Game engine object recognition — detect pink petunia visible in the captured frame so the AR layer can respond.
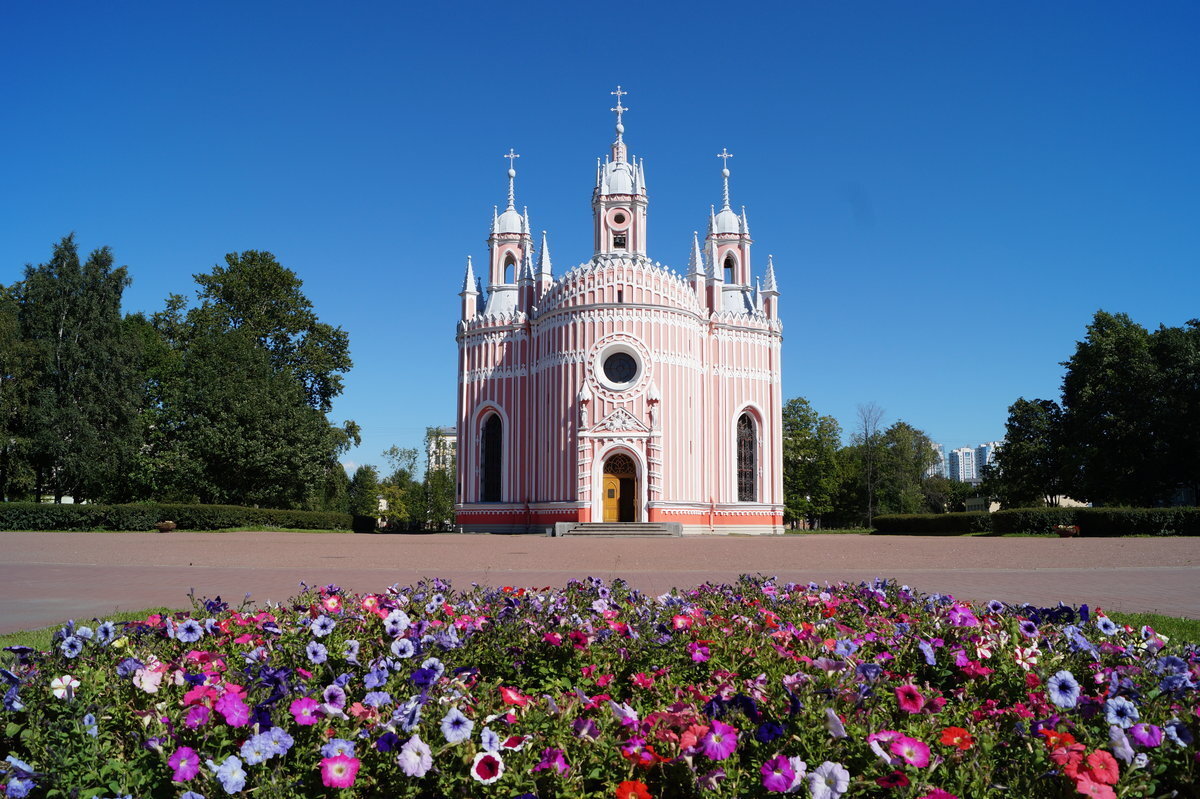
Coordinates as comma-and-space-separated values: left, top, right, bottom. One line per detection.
917, 790, 959, 799
320, 754, 360, 788
290, 696, 321, 726
214, 692, 250, 727
891, 735, 931, 768
702, 719, 739, 761
532, 747, 569, 776
168, 746, 201, 781
895, 684, 926, 714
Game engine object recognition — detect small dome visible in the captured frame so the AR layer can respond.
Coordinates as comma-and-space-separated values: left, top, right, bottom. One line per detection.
713, 207, 742, 235
496, 207, 524, 234
602, 162, 635, 195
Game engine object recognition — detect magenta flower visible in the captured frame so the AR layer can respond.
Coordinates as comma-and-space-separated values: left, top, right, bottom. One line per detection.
214, 692, 250, 727
532, 747, 569, 776
320, 754, 360, 788
947, 604, 979, 627
895, 684, 926, 714
290, 696, 320, 726
761, 754, 796, 792
1130, 723, 1163, 748
702, 719, 739, 761
183, 705, 210, 729
688, 641, 710, 662
168, 745, 201, 781
890, 734, 931, 767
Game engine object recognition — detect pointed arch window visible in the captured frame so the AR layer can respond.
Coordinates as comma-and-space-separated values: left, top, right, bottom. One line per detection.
736, 413, 757, 502
481, 414, 503, 501
503, 254, 516, 284
724, 254, 736, 284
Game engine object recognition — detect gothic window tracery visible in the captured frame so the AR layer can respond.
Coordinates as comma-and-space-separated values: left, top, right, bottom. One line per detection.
737, 413, 757, 502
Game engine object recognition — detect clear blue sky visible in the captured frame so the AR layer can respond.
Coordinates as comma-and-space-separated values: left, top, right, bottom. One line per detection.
3, 2, 1197, 474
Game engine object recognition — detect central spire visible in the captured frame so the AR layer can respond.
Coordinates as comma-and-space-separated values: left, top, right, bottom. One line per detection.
610, 85, 628, 162
503, 148, 520, 210
716, 148, 733, 209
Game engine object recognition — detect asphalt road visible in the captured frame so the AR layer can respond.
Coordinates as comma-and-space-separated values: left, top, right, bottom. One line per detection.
1, 531, 1197, 634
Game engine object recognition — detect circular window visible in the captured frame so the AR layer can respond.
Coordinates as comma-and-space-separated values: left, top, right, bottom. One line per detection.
603, 352, 637, 384
613, 212, 626, 224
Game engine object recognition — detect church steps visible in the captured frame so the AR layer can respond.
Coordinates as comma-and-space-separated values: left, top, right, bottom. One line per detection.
554, 522, 681, 538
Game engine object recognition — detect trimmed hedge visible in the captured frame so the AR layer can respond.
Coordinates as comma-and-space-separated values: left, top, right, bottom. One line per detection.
872, 512, 993, 535
992, 506, 1200, 536
0, 502, 352, 532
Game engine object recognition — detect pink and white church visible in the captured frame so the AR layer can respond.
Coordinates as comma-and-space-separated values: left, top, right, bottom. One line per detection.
455, 89, 784, 535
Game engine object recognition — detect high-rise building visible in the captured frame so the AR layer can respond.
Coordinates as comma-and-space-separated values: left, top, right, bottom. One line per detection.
975, 441, 1002, 477
947, 447, 977, 483
926, 442, 947, 479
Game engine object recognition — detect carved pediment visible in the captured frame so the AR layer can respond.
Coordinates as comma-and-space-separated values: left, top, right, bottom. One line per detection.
594, 407, 649, 433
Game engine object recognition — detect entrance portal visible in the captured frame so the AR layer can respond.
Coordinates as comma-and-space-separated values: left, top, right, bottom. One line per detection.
602, 453, 637, 523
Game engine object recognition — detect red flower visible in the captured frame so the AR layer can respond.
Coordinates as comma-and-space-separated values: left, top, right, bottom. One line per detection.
939, 726, 974, 750
1074, 777, 1117, 799
876, 770, 910, 788
616, 780, 652, 799
1078, 750, 1120, 786
499, 686, 530, 707
895, 683, 926, 713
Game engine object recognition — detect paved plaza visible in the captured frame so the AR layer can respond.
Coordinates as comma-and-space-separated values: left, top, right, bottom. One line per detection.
1, 531, 1198, 634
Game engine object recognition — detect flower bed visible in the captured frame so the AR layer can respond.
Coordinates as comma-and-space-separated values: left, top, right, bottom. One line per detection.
2, 577, 1197, 798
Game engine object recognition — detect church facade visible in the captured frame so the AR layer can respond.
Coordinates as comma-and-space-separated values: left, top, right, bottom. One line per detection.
455, 90, 784, 535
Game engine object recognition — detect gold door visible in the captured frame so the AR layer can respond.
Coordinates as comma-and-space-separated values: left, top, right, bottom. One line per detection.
603, 476, 620, 523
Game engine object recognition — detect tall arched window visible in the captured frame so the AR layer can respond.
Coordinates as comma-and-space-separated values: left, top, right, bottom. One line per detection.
481, 414, 502, 501
503, 254, 516, 284
724, 253, 736, 284
737, 413, 757, 502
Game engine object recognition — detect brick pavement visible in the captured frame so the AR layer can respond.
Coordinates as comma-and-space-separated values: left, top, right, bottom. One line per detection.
1, 531, 1197, 634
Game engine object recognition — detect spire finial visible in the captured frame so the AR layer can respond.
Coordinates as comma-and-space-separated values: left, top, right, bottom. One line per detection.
503, 148, 520, 209
610, 85, 628, 141
716, 148, 733, 209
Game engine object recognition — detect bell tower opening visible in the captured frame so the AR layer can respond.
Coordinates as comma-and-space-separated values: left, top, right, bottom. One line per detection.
602, 453, 637, 523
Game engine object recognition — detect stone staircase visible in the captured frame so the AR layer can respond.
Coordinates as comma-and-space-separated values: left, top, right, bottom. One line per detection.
554, 522, 682, 537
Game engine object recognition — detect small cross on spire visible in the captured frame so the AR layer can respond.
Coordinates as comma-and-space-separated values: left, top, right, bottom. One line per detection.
716, 148, 734, 208
502, 148, 520, 209
610, 85, 629, 145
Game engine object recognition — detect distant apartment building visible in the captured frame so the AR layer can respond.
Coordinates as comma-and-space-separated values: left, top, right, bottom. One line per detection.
975, 441, 1001, 477
947, 447, 977, 483
427, 426, 457, 474
925, 442, 947, 479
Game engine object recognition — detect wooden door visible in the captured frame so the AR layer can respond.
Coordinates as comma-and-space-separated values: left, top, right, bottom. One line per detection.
603, 476, 620, 523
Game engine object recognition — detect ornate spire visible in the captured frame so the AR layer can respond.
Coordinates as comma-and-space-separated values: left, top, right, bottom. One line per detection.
492, 205, 499, 234
522, 206, 530, 237
609, 85, 629, 162
741, 205, 750, 237
754, 278, 763, 311
716, 148, 733, 210
763, 254, 778, 293
503, 148, 520, 210
688, 231, 704, 275
538, 230, 552, 276
462, 255, 477, 293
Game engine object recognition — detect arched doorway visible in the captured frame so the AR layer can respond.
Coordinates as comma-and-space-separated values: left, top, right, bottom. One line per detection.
481, 414, 502, 502
602, 453, 637, 523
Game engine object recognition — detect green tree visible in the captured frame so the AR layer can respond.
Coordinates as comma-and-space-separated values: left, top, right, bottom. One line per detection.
15, 236, 141, 502
780, 397, 842, 527
876, 421, 939, 515
380, 446, 420, 529
1149, 319, 1200, 504
989, 398, 1066, 507
0, 282, 34, 500
853, 403, 885, 526
190, 251, 351, 413
422, 427, 457, 530
347, 464, 381, 517
921, 475, 976, 513
1060, 311, 1160, 505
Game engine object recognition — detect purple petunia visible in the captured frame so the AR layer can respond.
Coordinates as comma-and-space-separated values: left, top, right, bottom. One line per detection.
306, 641, 328, 664
1130, 723, 1163, 748
761, 754, 795, 793
441, 707, 473, 744
1047, 670, 1081, 709
702, 719, 739, 761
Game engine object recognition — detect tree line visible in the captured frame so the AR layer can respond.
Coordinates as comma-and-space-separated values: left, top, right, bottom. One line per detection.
986, 310, 1199, 508
0, 235, 360, 510
781, 398, 973, 528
